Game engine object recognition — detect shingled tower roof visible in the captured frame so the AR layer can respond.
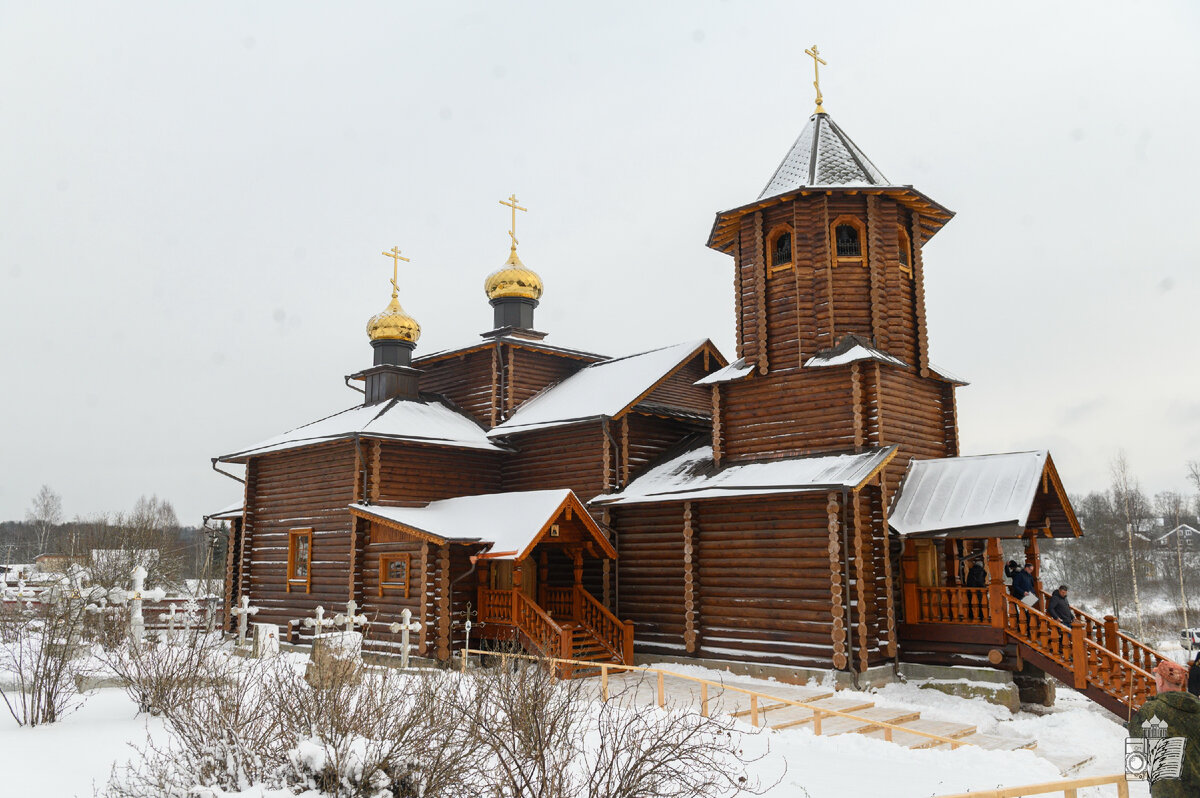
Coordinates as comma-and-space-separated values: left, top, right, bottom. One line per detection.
758, 112, 888, 200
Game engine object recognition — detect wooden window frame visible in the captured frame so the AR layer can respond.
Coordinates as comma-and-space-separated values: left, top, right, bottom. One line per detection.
830, 215, 867, 268
897, 225, 913, 278
766, 224, 794, 276
378, 552, 411, 598
287, 528, 312, 594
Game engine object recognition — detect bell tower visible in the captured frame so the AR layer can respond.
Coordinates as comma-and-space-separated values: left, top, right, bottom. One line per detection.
704, 50, 963, 490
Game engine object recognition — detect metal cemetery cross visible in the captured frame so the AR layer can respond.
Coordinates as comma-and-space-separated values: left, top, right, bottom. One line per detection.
230, 595, 259, 647
381, 246, 411, 297
500, 193, 527, 251
805, 44, 827, 113
390, 607, 422, 669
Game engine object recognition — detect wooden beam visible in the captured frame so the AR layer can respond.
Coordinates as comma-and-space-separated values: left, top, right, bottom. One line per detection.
683, 501, 698, 654
827, 492, 848, 670
754, 210, 769, 374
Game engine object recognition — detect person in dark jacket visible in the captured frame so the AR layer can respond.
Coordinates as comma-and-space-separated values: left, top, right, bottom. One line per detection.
1128, 659, 1200, 797
1009, 562, 1037, 604
965, 560, 987, 588
1189, 651, 1200, 698
1046, 585, 1074, 625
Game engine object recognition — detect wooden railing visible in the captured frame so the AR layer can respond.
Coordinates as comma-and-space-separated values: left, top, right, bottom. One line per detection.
576, 585, 634, 664
934, 773, 1129, 798
916, 586, 991, 624
478, 587, 513, 625
1005, 597, 1074, 670
460, 648, 975, 749
543, 586, 572, 619
512, 590, 570, 664
1038, 589, 1165, 675
1082, 638, 1155, 710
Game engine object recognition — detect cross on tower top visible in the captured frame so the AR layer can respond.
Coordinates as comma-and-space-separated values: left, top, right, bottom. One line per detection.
499, 194, 527, 253
805, 45, 827, 114
381, 246, 411, 298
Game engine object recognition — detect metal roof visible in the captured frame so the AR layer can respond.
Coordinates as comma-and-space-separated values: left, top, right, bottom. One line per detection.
889, 451, 1077, 539
759, 112, 888, 200
591, 444, 897, 506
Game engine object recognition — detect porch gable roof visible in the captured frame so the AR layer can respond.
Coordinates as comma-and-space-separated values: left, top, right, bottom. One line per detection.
889, 450, 1082, 539
349, 489, 615, 561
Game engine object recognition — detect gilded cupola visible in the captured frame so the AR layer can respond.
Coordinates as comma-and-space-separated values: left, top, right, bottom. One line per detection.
352, 246, 423, 405
482, 194, 546, 340
366, 294, 421, 343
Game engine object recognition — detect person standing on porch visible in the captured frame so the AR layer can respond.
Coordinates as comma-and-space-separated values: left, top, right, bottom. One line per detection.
1010, 563, 1037, 606
965, 560, 987, 588
1046, 585, 1074, 625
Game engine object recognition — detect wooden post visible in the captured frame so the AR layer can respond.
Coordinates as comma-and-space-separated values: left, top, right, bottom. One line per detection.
461, 647, 467, 673
813, 708, 822, 736
700, 682, 708, 717
750, 694, 758, 727
1104, 615, 1119, 651
601, 665, 609, 701
657, 671, 664, 707
571, 551, 583, 619
1071, 621, 1087, 689
559, 629, 572, 679
985, 538, 1006, 630
1025, 535, 1042, 607
901, 539, 919, 625
622, 620, 634, 665
538, 551, 549, 607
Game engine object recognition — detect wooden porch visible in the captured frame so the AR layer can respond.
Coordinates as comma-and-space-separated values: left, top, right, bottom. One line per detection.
899, 537, 1165, 715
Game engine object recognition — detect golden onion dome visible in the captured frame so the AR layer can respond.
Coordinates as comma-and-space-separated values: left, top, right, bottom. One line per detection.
484, 249, 543, 301
366, 295, 421, 343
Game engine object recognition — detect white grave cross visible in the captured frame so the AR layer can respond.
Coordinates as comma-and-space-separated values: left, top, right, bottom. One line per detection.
230, 595, 260, 647
334, 600, 369, 634
389, 608, 423, 669
303, 605, 337, 637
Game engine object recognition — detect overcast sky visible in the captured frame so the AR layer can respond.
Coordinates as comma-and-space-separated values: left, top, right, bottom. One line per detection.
2, 2, 1198, 524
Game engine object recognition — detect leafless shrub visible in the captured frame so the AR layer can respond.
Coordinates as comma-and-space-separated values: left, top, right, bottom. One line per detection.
0, 588, 93, 726
102, 629, 224, 716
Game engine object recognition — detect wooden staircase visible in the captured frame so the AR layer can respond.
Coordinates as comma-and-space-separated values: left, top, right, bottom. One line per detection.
561, 622, 622, 678
505, 586, 632, 679
1001, 593, 1164, 716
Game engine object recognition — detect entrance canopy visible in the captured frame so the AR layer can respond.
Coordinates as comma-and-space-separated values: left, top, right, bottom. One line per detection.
349, 489, 616, 561
889, 451, 1082, 540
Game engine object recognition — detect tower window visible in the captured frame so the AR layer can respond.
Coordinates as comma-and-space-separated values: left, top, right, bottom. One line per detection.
897, 226, 913, 277
287, 528, 312, 593
830, 216, 867, 267
767, 226, 793, 274
835, 225, 861, 257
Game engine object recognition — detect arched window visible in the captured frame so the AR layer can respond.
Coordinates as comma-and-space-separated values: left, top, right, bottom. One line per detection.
897, 226, 913, 278
767, 226, 793, 275
830, 216, 867, 267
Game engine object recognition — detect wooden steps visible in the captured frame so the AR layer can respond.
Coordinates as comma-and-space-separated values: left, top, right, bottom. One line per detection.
863, 719, 977, 749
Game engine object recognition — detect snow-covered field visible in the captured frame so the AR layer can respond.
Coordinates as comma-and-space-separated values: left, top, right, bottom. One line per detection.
1, 657, 1147, 798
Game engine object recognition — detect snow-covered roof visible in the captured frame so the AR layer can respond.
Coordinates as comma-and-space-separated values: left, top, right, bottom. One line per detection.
218, 397, 503, 462
349, 489, 614, 560
592, 444, 898, 506
489, 340, 712, 437
1157, 523, 1200, 543
759, 112, 889, 200
695, 357, 755, 386
804, 338, 907, 369
205, 502, 243, 522
890, 451, 1064, 539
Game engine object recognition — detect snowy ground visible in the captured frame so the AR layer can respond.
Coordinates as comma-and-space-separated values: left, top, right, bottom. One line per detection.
0, 657, 1149, 798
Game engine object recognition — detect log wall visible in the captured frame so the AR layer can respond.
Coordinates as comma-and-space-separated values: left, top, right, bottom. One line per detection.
375, 442, 501, 505
719, 370, 856, 461
241, 442, 356, 632
502, 424, 606, 500
417, 349, 495, 427
639, 353, 715, 416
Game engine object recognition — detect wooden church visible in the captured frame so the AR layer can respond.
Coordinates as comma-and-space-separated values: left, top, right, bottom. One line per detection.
212, 58, 1165, 713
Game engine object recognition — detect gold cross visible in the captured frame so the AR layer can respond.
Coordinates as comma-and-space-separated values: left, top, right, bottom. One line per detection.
499, 193, 527, 252
381, 246, 410, 298
805, 45, 827, 114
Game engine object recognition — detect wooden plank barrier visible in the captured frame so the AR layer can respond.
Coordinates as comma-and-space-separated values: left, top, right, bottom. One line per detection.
932, 773, 1129, 798
460, 648, 976, 749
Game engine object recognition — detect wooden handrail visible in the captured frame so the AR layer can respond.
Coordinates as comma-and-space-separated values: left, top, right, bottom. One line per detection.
459, 648, 975, 750
1037, 588, 1164, 673
932, 772, 1129, 798
575, 585, 631, 663
512, 590, 568, 665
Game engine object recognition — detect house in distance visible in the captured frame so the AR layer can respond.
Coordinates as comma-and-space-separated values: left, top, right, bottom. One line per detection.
212, 53, 1167, 713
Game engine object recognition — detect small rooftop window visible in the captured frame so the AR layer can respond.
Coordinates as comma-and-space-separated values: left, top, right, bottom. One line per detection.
768, 227, 793, 274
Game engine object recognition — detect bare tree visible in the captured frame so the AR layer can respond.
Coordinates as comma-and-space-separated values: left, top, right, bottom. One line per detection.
1156, 490, 1190, 630
0, 585, 93, 726
1111, 452, 1146, 638
25, 485, 63, 557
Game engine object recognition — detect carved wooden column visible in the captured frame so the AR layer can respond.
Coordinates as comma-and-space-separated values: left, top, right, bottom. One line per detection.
753, 210, 768, 374
985, 538, 1006, 630
912, 213, 930, 377
827, 492, 848, 670
538, 551, 549, 606
877, 478, 898, 658
436, 545, 451, 661
851, 362, 864, 452
901, 538, 919, 626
